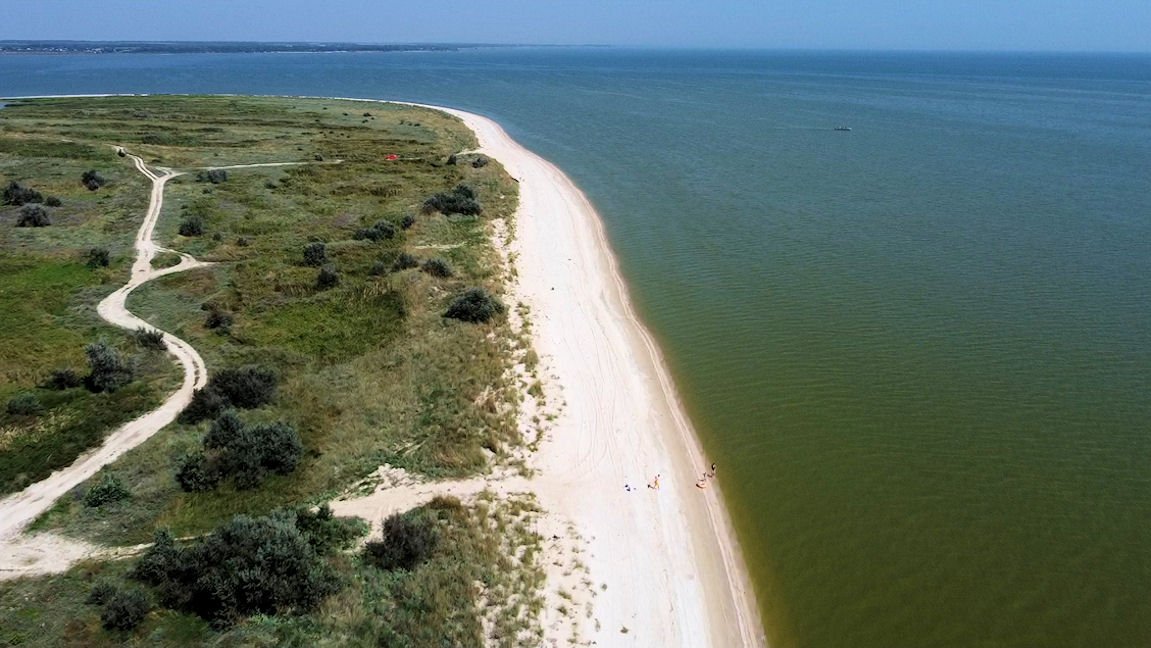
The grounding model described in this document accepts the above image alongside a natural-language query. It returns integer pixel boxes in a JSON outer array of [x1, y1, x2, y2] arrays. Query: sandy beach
[[436, 105, 766, 646]]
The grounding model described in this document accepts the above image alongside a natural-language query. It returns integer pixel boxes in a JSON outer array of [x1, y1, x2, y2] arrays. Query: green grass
[[4, 94, 529, 641]]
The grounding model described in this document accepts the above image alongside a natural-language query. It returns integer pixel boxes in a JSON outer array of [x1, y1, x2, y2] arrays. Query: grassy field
[[0, 95, 534, 643]]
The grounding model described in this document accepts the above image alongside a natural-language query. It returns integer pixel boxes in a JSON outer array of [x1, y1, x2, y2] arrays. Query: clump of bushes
[[422, 184, 482, 216], [368, 261, 388, 276], [43, 368, 82, 390], [392, 252, 419, 271], [303, 241, 327, 266], [84, 473, 131, 507], [179, 364, 278, 424], [2, 181, 42, 206], [44, 195, 62, 207], [91, 584, 151, 631], [195, 169, 228, 184], [85, 340, 133, 393], [176, 410, 303, 491], [444, 288, 504, 323], [16, 204, 50, 227], [86, 247, 111, 268], [354, 219, 397, 242], [81, 169, 107, 191], [363, 511, 438, 571], [130, 511, 345, 627], [6, 393, 43, 416], [471, 155, 489, 168], [316, 265, 340, 290], [204, 306, 234, 332], [400, 213, 416, 230], [421, 257, 454, 278], [178, 214, 204, 237], [133, 327, 166, 351]]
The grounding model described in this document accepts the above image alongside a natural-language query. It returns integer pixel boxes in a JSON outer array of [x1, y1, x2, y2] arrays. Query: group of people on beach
[[623, 462, 716, 493]]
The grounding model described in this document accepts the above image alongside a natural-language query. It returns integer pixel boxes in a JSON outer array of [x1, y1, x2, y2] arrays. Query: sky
[[3, 0, 1149, 52]]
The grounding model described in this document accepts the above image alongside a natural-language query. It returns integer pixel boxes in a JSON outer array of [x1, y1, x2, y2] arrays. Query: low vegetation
[[1, 95, 529, 644]]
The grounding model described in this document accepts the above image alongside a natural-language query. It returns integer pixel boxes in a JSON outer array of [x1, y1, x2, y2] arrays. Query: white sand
[[433, 105, 766, 647]]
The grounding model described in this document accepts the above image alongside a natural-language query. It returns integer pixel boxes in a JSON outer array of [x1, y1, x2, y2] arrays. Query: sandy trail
[[335, 103, 766, 646], [0, 152, 212, 573]]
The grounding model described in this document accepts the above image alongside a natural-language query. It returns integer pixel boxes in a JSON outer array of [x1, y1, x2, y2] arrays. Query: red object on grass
[[386, 154, 399, 161]]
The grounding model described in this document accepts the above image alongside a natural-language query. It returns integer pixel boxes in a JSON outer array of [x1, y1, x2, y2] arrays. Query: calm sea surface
[[4, 49, 1150, 647]]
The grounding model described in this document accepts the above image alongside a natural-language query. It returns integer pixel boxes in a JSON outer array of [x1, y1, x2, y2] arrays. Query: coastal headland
[[0, 95, 763, 646]]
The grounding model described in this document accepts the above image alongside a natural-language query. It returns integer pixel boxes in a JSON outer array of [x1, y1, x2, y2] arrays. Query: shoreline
[[427, 103, 766, 646]]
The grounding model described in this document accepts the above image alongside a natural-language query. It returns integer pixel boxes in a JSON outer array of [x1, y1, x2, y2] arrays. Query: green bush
[[316, 265, 340, 290], [87, 580, 120, 605], [133, 327, 166, 351], [354, 220, 397, 242], [294, 504, 366, 555], [99, 586, 151, 631], [16, 204, 50, 227], [303, 241, 327, 266], [2, 180, 42, 206], [86, 247, 111, 268], [180, 364, 278, 423], [204, 306, 234, 332], [130, 512, 341, 627], [44, 195, 62, 207], [179, 410, 303, 491], [421, 257, 454, 278], [81, 169, 107, 191], [178, 214, 204, 237], [400, 213, 416, 230], [43, 368, 82, 390], [363, 511, 438, 571], [422, 184, 482, 216], [5, 392, 43, 416], [444, 288, 505, 324], [392, 252, 419, 271], [84, 473, 131, 507], [368, 260, 388, 276], [195, 169, 228, 184], [84, 340, 133, 393], [175, 451, 222, 492]]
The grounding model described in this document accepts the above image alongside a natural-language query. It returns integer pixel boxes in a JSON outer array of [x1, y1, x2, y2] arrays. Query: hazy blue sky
[[4, 0, 1149, 52]]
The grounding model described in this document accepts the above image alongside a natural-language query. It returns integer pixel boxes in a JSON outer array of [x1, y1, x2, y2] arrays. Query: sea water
[[3, 48, 1150, 647]]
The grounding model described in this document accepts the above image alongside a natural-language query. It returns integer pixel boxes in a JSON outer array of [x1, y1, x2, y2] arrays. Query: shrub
[[400, 213, 416, 230], [44, 195, 62, 207], [16, 204, 50, 227], [178, 215, 204, 237], [353, 220, 397, 242], [86, 247, 111, 268], [195, 169, 228, 184], [44, 368, 82, 390], [190, 410, 303, 491], [368, 261, 388, 276], [6, 393, 43, 416], [85, 340, 133, 393], [130, 512, 341, 626], [2, 181, 42, 206], [178, 365, 278, 423], [316, 265, 340, 290], [363, 512, 438, 571], [87, 580, 120, 605], [235, 236, 250, 247], [295, 504, 365, 555], [100, 586, 151, 631], [81, 170, 107, 191], [444, 288, 505, 323], [204, 307, 233, 332], [421, 257, 453, 278], [175, 452, 222, 492], [84, 473, 131, 507], [392, 252, 419, 271], [471, 154, 489, 168], [134, 327, 166, 351], [422, 184, 482, 216], [446, 153, 457, 166], [303, 241, 326, 266]]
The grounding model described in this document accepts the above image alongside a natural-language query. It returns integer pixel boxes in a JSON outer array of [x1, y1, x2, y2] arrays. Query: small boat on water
[[834, 126, 852, 132]]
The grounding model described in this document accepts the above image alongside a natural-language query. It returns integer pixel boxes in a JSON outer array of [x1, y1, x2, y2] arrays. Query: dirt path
[[0, 152, 212, 572]]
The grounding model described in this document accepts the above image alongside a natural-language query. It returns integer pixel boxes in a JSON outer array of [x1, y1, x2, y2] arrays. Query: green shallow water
[[3, 49, 1150, 646]]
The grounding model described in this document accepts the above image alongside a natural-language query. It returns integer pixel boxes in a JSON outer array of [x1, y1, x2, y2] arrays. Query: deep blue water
[[3, 48, 1151, 647]]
